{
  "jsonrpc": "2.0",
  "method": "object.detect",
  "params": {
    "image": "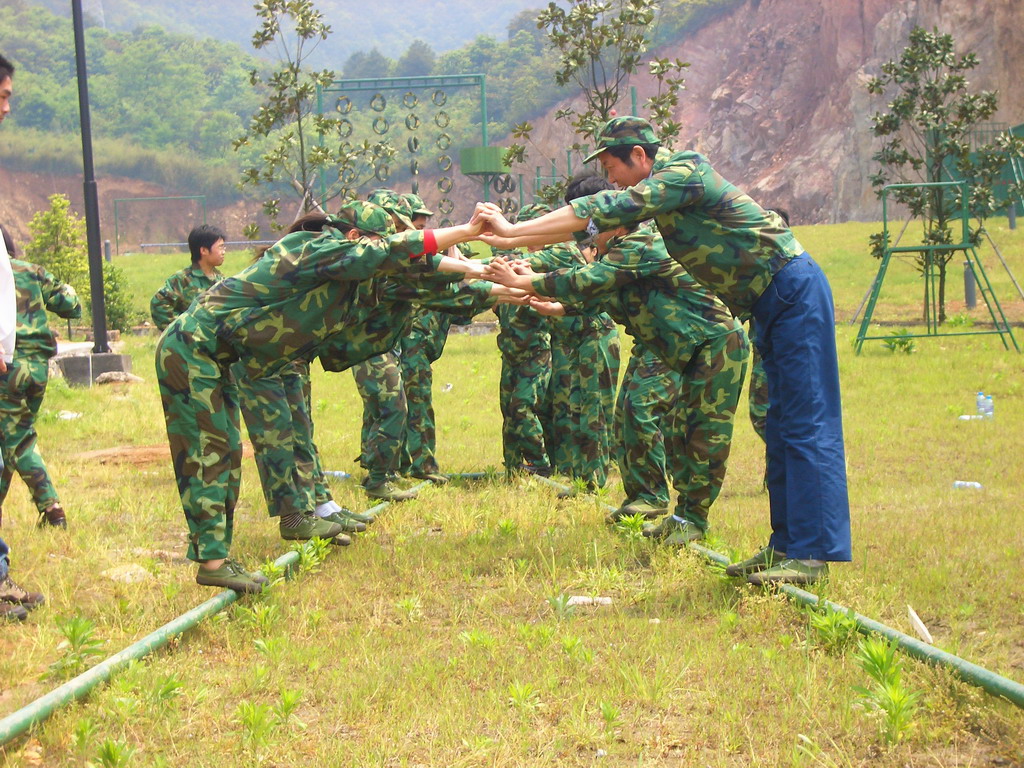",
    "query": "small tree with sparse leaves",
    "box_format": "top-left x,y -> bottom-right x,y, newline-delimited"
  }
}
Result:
866,26 -> 1024,322
504,0 -> 688,205
234,0 -> 395,236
